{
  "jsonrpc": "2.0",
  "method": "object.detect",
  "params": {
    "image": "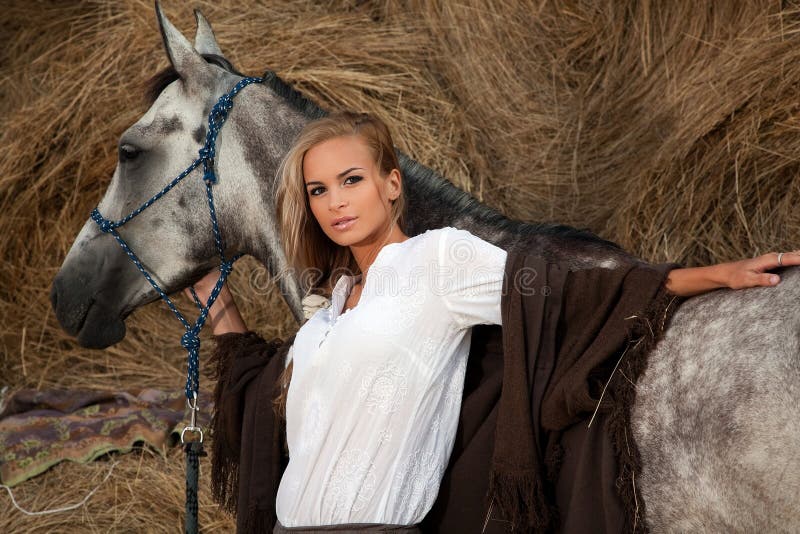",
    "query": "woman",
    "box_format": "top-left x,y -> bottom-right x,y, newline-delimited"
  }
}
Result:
186,111 -> 800,532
